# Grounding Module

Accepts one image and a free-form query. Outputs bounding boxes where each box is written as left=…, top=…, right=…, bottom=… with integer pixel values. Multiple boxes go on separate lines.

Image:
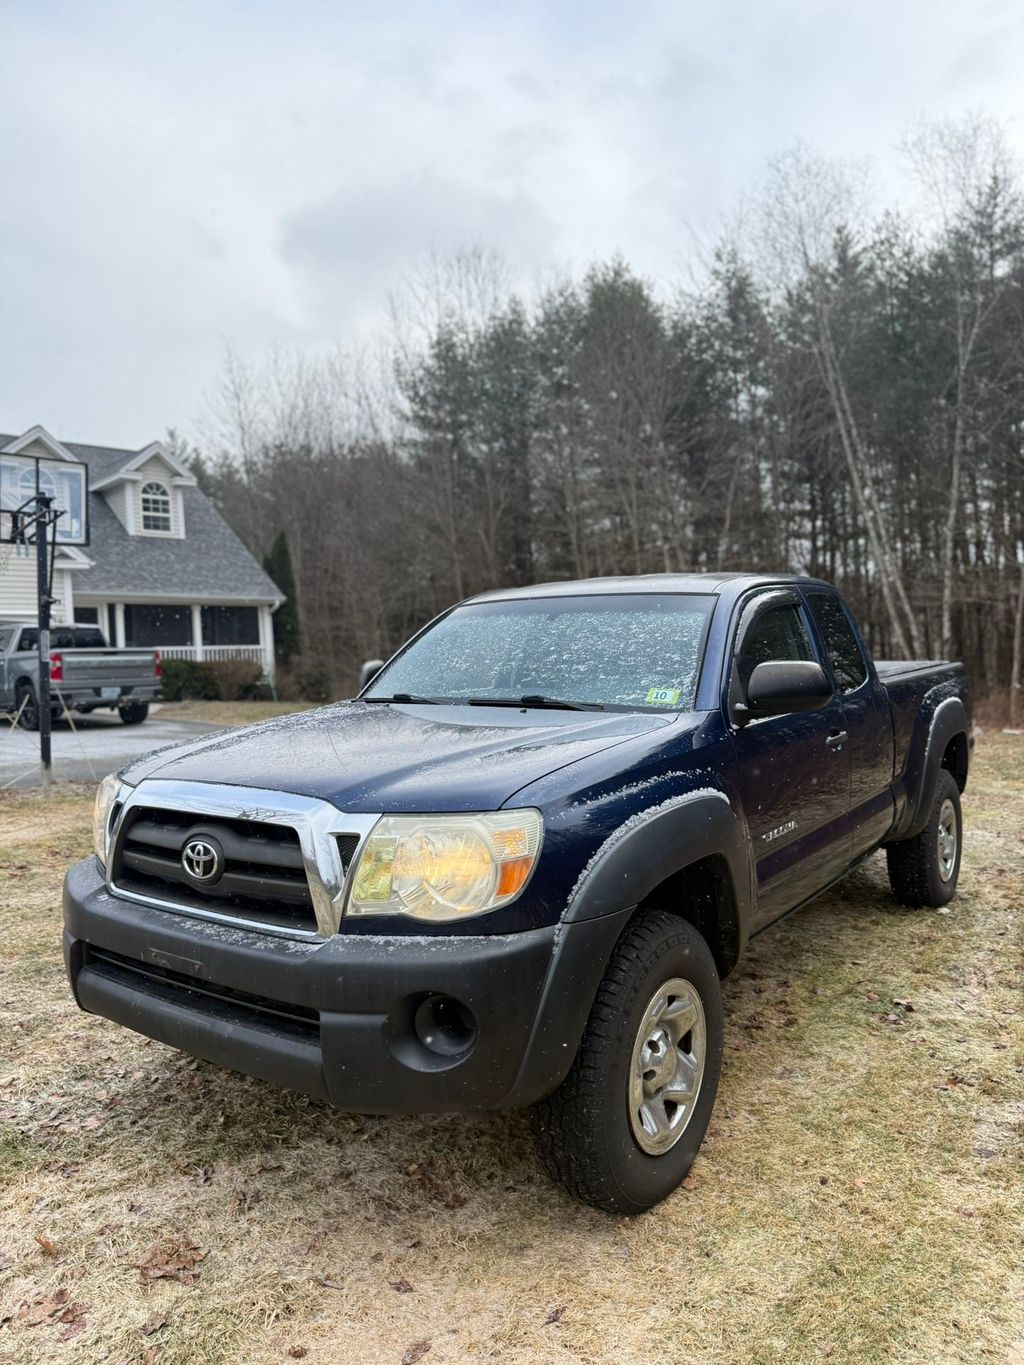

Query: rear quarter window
left=807, top=592, right=868, bottom=693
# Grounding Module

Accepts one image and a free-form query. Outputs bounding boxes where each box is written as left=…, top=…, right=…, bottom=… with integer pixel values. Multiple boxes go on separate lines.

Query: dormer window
left=141, top=481, right=172, bottom=533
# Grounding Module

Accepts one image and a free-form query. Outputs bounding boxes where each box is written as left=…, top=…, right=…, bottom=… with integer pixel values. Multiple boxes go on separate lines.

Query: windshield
left=365, top=593, right=714, bottom=710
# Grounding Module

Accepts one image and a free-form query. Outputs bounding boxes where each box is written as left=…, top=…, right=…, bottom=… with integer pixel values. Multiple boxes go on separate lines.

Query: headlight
left=92, top=773, right=123, bottom=868
left=346, top=810, right=543, bottom=922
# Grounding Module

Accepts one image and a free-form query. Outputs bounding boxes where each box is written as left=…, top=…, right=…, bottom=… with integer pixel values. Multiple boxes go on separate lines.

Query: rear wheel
left=118, top=701, right=149, bottom=725
left=886, top=768, right=962, bottom=907
left=530, top=911, right=723, bottom=1214
left=16, top=682, right=39, bottom=731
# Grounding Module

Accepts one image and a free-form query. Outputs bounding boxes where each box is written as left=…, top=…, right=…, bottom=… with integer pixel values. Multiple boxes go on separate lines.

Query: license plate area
left=100, top=686, right=121, bottom=700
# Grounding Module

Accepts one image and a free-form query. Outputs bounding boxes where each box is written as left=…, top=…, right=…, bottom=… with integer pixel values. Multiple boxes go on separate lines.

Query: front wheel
left=16, top=682, right=39, bottom=731
left=886, top=768, right=962, bottom=907
left=530, top=912, right=723, bottom=1214
left=118, top=702, right=149, bottom=725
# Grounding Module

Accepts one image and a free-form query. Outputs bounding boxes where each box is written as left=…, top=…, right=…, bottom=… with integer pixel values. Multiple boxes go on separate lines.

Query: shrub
left=203, top=659, right=264, bottom=701
left=159, top=657, right=208, bottom=701
left=159, top=657, right=262, bottom=701
left=282, top=655, right=332, bottom=702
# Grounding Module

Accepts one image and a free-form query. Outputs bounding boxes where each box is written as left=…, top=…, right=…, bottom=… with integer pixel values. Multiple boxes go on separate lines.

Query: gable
left=1, top=426, right=79, bottom=463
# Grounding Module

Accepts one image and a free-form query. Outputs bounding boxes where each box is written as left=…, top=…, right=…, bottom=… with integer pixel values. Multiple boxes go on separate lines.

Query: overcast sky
left=3, top=0, right=1024, bottom=449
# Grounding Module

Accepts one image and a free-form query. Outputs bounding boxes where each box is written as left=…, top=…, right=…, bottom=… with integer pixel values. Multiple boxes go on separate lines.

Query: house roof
left=0, top=434, right=282, bottom=604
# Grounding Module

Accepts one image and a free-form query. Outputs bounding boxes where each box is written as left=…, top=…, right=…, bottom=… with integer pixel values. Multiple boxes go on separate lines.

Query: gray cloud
left=280, top=174, right=558, bottom=324
left=1, top=0, right=1022, bottom=445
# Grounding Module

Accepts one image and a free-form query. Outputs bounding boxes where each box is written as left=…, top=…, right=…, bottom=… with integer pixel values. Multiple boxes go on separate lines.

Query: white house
left=0, top=426, right=282, bottom=677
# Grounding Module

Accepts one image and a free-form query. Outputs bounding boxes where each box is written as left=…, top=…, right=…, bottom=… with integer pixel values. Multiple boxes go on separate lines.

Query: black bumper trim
left=63, top=857, right=633, bottom=1113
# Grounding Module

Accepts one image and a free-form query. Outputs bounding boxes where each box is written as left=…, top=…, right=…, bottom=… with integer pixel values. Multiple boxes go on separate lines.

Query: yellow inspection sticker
left=645, top=686, right=681, bottom=706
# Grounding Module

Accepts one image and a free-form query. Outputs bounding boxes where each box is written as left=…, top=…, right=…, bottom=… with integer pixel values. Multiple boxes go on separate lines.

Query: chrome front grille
left=106, top=779, right=378, bottom=940
left=115, top=806, right=319, bottom=933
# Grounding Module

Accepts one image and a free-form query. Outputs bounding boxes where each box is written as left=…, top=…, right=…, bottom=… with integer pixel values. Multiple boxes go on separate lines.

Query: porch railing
left=159, top=645, right=266, bottom=666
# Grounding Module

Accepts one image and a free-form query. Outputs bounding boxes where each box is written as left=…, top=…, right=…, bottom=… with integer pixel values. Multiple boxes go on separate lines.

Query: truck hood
left=122, top=701, right=680, bottom=812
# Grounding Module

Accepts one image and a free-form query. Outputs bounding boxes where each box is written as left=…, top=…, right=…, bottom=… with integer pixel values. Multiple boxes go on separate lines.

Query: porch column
left=191, top=604, right=205, bottom=661
left=113, top=603, right=126, bottom=647
left=258, top=605, right=276, bottom=679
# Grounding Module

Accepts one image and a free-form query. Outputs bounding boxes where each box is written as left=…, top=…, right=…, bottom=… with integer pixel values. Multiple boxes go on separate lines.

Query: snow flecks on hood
left=118, top=700, right=679, bottom=814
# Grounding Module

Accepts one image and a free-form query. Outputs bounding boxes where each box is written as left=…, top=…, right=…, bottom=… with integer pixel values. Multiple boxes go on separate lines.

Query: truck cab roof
left=464, top=572, right=834, bottom=604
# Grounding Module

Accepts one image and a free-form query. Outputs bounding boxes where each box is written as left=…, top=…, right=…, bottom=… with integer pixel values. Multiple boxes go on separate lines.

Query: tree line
left=188, top=118, right=1024, bottom=719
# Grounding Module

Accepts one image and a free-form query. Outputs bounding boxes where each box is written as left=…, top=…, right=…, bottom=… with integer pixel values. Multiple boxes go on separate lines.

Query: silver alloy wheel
left=628, top=977, right=707, bottom=1156
left=937, top=797, right=958, bottom=882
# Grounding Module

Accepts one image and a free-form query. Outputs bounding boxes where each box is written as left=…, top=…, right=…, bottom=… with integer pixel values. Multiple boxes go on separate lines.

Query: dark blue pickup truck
left=64, top=574, right=971, bottom=1211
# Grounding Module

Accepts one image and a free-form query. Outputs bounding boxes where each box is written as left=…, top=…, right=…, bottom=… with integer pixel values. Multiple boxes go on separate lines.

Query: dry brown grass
left=155, top=700, right=320, bottom=726
left=0, top=738, right=1021, bottom=1365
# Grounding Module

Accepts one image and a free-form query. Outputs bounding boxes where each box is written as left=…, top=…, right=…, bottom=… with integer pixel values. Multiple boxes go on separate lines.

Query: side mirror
left=741, top=660, right=831, bottom=722
left=358, top=659, right=385, bottom=692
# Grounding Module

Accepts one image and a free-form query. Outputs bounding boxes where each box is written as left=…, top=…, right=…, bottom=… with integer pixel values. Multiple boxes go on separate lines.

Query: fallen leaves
left=34, top=1233, right=60, bottom=1258
left=404, top=1161, right=465, bottom=1210
left=6, top=1287, right=89, bottom=1339
left=544, top=1306, right=566, bottom=1325
left=137, top=1232, right=206, bottom=1285
left=314, top=1275, right=345, bottom=1290
left=142, top=1312, right=167, bottom=1335
left=12, top=1288, right=71, bottom=1326
left=389, top=1277, right=415, bottom=1293
left=402, top=1341, right=431, bottom=1365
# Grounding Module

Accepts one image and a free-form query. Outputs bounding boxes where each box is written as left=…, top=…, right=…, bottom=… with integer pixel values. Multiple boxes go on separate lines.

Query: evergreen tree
left=263, top=532, right=301, bottom=662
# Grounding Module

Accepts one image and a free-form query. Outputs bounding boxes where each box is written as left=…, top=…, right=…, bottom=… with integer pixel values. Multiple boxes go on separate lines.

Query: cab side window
left=807, top=592, right=867, bottom=693
left=736, top=604, right=813, bottom=693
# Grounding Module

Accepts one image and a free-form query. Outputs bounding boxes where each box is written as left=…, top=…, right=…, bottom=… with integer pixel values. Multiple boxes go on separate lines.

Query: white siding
left=0, top=552, right=70, bottom=623
left=103, top=482, right=132, bottom=531
left=131, top=457, right=184, bottom=538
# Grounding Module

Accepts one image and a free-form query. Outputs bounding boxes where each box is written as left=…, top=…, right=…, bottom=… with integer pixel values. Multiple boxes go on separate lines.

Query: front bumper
left=63, top=857, right=631, bottom=1113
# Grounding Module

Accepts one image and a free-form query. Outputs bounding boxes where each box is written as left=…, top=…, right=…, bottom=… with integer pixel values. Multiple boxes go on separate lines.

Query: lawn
left=0, top=736, right=1021, bottom=1364
left=155, top=700, right=321, bottom=726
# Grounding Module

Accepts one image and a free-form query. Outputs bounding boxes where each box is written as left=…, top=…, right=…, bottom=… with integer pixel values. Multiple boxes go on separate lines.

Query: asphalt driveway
left=0, top=706, right=220, bottom=789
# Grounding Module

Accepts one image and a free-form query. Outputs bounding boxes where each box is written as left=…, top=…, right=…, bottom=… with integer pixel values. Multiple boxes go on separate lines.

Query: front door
left=727, top=591, right=852, bottom=928
left=804, top=588, right=895, bottom=859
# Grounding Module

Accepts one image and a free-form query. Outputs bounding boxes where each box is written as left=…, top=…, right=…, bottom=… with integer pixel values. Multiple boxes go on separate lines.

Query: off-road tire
left=530, top=911, right=723, bottom=1214
left=16, top=682, right=39, bottom=731
left=118, top=702, right=149, bottom=725
left=886, top=768, right=962, bottom=907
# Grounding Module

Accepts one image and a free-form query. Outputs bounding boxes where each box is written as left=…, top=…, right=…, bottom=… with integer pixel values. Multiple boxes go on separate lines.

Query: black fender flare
left=502, top=790, right=754, bottom=1108
left=561, top=788, right=754, bottom=936
left=889, top=696, right=970, bottom=842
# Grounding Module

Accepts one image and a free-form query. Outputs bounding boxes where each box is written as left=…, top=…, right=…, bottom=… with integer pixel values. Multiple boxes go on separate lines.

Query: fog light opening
left=413, top=994, right=477, bottom=1058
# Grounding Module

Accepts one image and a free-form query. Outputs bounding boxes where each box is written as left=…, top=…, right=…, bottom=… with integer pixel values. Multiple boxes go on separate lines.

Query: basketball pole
left=35, top=491, right=55, bottom=784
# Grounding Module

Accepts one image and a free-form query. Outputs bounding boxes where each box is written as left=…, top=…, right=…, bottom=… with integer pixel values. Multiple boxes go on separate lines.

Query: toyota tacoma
left=63, top=574, right=971, bottom=1212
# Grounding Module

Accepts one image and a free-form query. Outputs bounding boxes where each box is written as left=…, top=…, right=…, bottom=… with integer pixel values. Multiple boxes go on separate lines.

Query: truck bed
left=874, top=659, right=963, bottom=682
left=875, top=658, right=968, bottom=787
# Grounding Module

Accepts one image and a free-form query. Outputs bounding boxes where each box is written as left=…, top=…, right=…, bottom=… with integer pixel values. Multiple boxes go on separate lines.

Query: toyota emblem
left=181, top=837, right=222, bottom=883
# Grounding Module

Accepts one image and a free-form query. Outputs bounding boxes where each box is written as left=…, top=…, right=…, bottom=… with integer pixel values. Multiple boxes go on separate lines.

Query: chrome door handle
left=826, top=730, right=848, bottom=750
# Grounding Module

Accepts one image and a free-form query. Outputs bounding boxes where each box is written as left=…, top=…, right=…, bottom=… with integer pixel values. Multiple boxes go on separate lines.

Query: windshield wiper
left=363, top=692, right=442, bottom=704
left=465, top=694, right=605, bottom=712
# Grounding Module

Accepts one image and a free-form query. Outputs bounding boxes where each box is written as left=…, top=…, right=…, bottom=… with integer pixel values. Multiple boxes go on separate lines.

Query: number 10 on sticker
left=645, top=686, right=681, bottom=705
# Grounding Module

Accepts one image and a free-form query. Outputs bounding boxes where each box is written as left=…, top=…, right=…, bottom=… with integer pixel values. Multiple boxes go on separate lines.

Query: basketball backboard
left=0, top=452, right=89, bottom=545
